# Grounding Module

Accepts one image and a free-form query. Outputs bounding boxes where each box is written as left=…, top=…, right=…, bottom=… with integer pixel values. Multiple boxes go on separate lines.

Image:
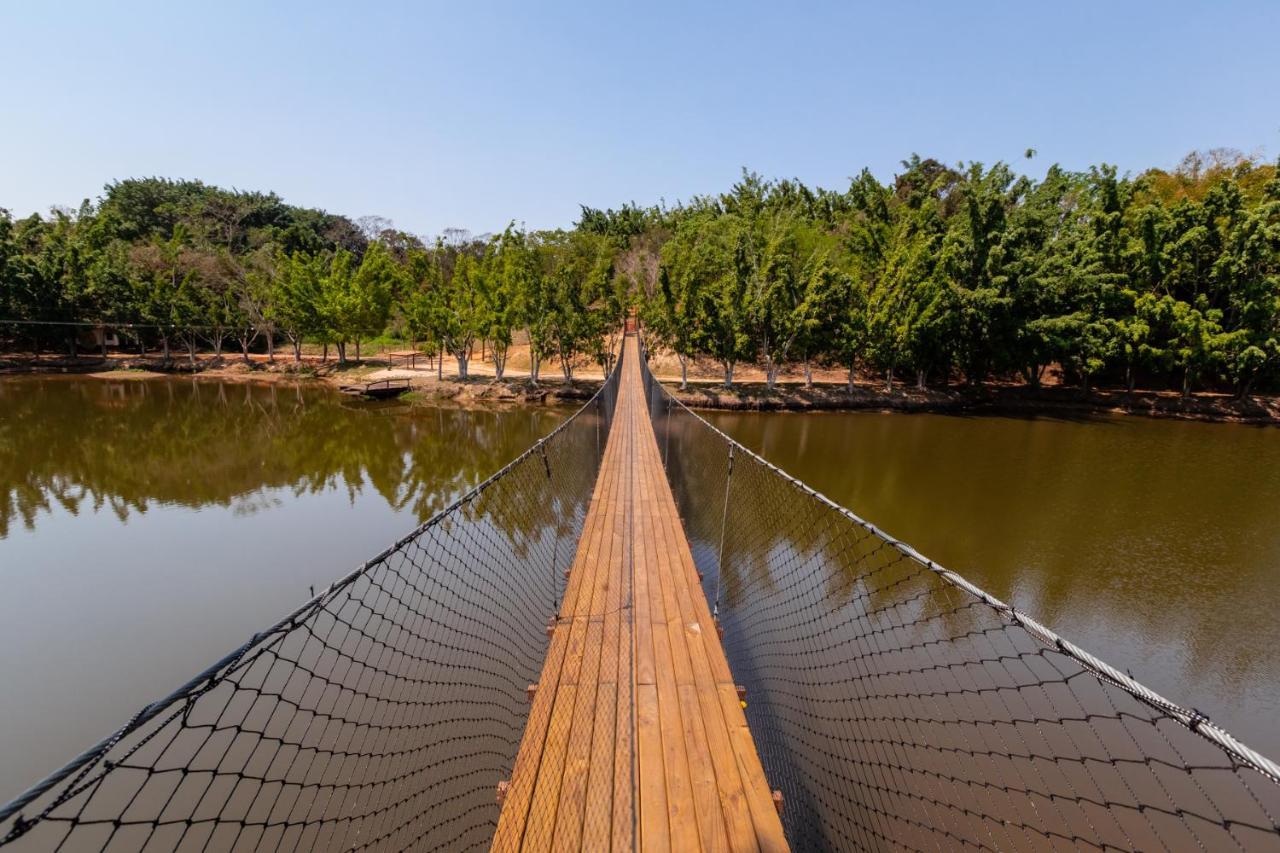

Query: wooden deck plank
left=581, top=681, right=618, bottom=850
left=557, top=396, right=628, bottom=848
left=610, top=421, right=636, bottom=851
left=647, top=459, right=759, bottom=853
left=552, top=619, right=605, bottom=848
left=488, top=614, right=571, bottom=853
left=679, top=683, right=733, bottom=853
left=644, top=432, right=737, bottom=853
left=636, top=683, right=670, bottom=852
left=612, top=614, right=635, bottom=851
left=651, top=624, right=701, bottom=851
left=520, top=683, right=577, bottom=851
left=492, top=335, right=788, bottom=853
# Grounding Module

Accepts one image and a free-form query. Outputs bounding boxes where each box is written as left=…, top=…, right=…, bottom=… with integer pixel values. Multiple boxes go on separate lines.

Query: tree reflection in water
left=0, top=374, right=576, bottom=805
left=0, top=376, right=568, bottom=538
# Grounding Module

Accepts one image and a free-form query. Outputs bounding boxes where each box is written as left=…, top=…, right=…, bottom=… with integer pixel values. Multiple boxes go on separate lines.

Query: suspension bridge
left=2, top=332, right=1278, bottom=851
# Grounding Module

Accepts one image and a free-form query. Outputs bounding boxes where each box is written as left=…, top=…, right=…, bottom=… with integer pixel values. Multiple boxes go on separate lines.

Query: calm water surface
left=0, top=376, right=566, bottom=803
left=704, top=408, right=1280, bottom=760
left=5, top=380, right=1279, bottom=808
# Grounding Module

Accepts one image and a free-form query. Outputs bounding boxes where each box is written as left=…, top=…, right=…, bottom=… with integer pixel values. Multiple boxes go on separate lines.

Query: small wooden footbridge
left=338, top=376, right=412, bottom=399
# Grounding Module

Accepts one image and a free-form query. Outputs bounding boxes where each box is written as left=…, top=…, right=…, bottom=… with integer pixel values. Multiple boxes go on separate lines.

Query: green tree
left=484, top=227, right=534, bottom=380
left=668, top=213, right=750, bottom=387
left=347, top=241, right=399, bottom=361
left=440, top=253, right=484, bottom=378
left=1219, top=166, right=1280, bottom=396
left=1171, top=298, right=1228, bottom=397
left=318, top=249, right=357, bottom=364
left=644, top=262, right=700, bottom=389
left=542, top=230, right=613, bottom=381
left=273, top=251, right=326, bottom=362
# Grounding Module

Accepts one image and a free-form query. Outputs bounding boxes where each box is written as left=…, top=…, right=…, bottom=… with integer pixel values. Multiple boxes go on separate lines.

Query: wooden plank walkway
left=491, top=335, right=789, bottom=852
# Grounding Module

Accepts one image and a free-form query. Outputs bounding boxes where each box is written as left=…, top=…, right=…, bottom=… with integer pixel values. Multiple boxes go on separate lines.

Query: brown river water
left=1, top=377, right=1278, bottom=810
left=702, top=407, right=1280, bottom=764
left=0, top=376, right=567, bottom=804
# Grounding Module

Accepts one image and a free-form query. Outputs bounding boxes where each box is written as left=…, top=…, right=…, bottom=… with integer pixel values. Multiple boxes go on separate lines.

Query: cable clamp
left=1188, top=708, right=1210, bottom=733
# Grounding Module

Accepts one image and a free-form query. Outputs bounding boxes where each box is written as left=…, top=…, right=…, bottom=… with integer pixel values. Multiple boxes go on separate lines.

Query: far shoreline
left=0, top=351, right=604, bottom=411
left=3, top=352, right=1278, bottom=426
left=663, top=379, right=1280, bottom=427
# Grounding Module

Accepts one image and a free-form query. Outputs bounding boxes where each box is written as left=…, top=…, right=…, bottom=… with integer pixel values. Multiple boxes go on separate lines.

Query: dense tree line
left=0, top=178, right=627, bottom=379
left=643, top=150, right=1280, bottom=397
left=4, top=150, right=1279, bottom=396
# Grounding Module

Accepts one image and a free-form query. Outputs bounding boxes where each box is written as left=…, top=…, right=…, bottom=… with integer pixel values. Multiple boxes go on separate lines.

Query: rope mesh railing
left=0, top=352, right=621, bottom=852
left=638, top=340, right=1280, bottom=852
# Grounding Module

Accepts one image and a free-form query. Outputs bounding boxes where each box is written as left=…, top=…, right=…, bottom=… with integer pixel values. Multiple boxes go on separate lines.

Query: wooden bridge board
left=491, top=336, right=788, bottom=852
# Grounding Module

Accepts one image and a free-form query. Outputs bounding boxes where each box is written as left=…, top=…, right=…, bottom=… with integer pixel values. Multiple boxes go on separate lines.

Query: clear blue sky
left=4, top=0, right=1278, bottom=237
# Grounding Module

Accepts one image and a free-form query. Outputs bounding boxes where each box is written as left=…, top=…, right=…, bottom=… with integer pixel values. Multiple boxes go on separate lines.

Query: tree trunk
left=494, top=345, right=508, bottom=380
left=765, top=359, right=778, bottom=390
left=530, top=351, right=540, bottom=384
left=293, top=338, right=302, bottom=363
left=885, top=365, right=894, bottom=392
left=437, top=351, right=443, bottom=380
left=1238, top=374, right=1256, bottom=401
left=916, top=369, right=926, bottom=390
left=336, top=341, right=347, bottom=365
left=803, top=358, right=813, bottom=388
left=1126, top=364, right=1135, bottom=394
left=457, top=353, right=468, bottom=379
left=187, top=340, right=197, bottom=367
left=679, top=355, right=688, bottom=391
left=1182, top=368, right=1191, bottom=399
left=322, top=342, right=328, bottom=363
left=561, top=355, right=573, bottom=381
left=162, top=336, right=170, bottom=363
left=723, top=362, right=734, bottom=388
left=267, top=333, right=274, bottom=363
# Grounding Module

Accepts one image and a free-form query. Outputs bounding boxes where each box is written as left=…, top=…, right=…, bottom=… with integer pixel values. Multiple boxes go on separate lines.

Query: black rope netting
left=638, top=341, right=1280, bottom=852
left=0, top=359, right=621, bottom=852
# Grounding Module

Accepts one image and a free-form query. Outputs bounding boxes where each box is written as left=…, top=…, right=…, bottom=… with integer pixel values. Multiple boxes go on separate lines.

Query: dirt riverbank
left=4, top=348, right=1278, bottom=424
left=665, top=380, right=1280, bottom=425
left=0, top=350, right=602, bottom=409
